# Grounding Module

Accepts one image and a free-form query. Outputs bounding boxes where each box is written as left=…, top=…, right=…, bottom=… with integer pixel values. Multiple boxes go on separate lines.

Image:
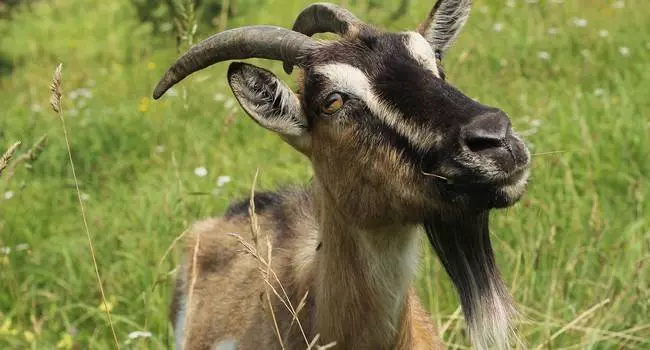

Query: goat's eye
left=323, top=93, right=344, bottom=114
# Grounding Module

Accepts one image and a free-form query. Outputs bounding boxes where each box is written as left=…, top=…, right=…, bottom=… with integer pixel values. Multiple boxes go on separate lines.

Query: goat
left=153, top=1, right=531, bottom=349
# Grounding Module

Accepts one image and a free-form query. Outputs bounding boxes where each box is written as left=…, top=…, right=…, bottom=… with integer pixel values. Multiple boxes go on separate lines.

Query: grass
left=0, top=0, right=648, bottom=348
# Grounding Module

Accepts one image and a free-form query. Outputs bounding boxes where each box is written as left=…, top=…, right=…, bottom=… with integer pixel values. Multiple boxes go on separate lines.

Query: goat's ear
left=418, top=0, right=472, bottom=59
left=227, top=62, right=311, bottom=155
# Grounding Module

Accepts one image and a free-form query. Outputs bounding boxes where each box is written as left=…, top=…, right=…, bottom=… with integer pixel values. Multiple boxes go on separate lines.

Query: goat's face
left=304, top=31, right=528, bottom=219
left=227, top=29, right=529, bottom=224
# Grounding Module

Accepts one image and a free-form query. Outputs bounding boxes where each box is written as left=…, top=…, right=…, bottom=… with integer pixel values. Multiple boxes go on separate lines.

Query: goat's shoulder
left=177, top=187, right=318, bottom=349
left=183, top=186, right=316, bottom=280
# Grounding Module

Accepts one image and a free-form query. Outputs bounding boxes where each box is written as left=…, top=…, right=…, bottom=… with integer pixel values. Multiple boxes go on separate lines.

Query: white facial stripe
left=405, top=32, right=440, bottom=77
left=314, top=63, right=439, bottom=151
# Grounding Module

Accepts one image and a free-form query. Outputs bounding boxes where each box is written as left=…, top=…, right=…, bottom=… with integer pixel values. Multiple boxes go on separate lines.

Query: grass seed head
left=49, top=63, right=63, bottom=113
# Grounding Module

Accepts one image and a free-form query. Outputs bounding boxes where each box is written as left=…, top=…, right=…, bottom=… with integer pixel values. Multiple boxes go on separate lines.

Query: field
left=0, top=0, right=648, bottom=348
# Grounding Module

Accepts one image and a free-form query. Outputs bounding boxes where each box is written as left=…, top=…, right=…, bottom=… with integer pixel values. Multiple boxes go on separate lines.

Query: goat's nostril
left=462, top=111, right=511, bottom=153
left=465, top=137, right=503, bottom=153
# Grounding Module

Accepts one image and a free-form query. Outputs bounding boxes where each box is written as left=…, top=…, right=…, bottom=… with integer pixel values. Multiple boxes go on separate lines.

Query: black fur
left=424, top=210, right=514, bottom=342
left=224, top=191, right=283, bottom=218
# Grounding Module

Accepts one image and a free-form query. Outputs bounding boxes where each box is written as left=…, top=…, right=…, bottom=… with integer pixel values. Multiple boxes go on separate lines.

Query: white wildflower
left=618, top=46, right=630, bottom=57
left=80, top=193, right=90, bottom=202
left=214, top=93, right=226, bottom=102
left=216, top=176, right=231, bottom=187
left=594, top=88, right=605, bottom=96
left=571, top=18, right=588, bottom=27
left=224, top=99, right=236, bottom=111
left=1, top=247, right=10, bottom=255
left=15, top=244, right=29, bottom=251
left=492, top=23, right=503, bottom=32
left=194, top=167, right=208, bottom=177
left=599, top=30, right=609, bottom=38
left=3, top=191, right=14, bottom=200
left=612, top=1, right=625, bottom=9
left=30, top=104, right=43, bottom=113
left=166, top=88, right=178, bottom=97
left=537, top=51, right=551, bottom=61
left=127, top=331, right=152, bottom=339
left=506, top=0, right=515, bottom=8
left=68, top=88, right=93, bottom=100
left=547, top=27, right=559, bottom=36
left=155, top=145, right=165, bottom=153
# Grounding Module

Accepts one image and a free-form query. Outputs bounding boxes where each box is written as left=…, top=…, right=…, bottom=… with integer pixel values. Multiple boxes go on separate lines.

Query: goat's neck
left=310, top=179, right=421, bottom=348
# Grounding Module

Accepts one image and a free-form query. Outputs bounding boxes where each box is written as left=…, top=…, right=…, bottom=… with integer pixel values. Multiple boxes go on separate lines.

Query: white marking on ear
left=421, top=0, right=472, bottom=56
left=405, top=32, right=440, bottom=77
left=315, top=63, right=441, bottom=150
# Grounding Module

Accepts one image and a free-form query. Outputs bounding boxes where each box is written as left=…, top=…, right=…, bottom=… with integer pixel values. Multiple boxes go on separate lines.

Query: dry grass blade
left=534, top=298, right=610, bottom=350
left=306, top=334, right=337, bottom=350
left=3, top=134, right=47, bottom=182
left=151, top=229, right=187, bottom=292
left=306, top=334, right=321, bottom=350
left=518, top=304, right=650, bottom=345
left=316, top=341, right=338, bottom=349
left=244, top=173, right=286, bottom=349
left=531, top=150, right=566, bottom=157
left=183, top=229, right=201, bottom=349
left=218, top=0, right=231, bottom=32
left=223, top=169, right=312, bottom=348
left=248, top=168, right=260, bottom=249
left=49, top=63, right=120, bottom=348
left=439, top=306, right=462, bottom=337
left=0, top=141, right=21, bottom=177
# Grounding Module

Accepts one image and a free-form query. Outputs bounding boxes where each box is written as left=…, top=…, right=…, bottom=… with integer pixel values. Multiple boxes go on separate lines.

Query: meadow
left=0, top=0, right=648, bottom=348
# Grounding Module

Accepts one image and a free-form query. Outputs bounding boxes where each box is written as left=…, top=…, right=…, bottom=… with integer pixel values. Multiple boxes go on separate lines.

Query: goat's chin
left=423, top=211, right=518, bottom=350
left=437, top=170, right=529, bottom=210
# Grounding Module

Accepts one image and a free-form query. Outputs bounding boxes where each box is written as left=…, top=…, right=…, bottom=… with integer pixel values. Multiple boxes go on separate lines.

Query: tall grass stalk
left=49, top=63, right=120, bottom=348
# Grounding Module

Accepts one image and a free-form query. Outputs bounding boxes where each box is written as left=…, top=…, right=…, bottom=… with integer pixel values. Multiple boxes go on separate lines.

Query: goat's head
left=154, top=1, right=530, bottom=348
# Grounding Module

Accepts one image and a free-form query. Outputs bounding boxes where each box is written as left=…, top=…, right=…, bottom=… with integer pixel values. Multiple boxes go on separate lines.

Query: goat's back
left=170, top=189, right=318, bottom=350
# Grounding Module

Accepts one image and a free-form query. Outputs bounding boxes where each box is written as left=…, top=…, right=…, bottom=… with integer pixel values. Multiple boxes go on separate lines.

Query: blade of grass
left=50, top=63, right=120, bottom=348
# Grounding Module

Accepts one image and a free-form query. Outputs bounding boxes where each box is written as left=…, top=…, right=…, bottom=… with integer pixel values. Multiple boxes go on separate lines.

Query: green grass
left=0, top=0, right=648, bottom=348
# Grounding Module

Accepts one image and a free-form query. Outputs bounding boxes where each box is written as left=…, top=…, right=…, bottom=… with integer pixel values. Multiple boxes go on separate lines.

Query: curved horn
left=291, top=2, right=364, bottom=38
left=153, top=25, right=319, bottom=99
left=283, top=3, right=364, bottom=74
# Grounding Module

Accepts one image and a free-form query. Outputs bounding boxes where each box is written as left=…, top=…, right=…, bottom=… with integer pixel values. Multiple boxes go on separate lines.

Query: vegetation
left=0, top=0, right=648, bottom=348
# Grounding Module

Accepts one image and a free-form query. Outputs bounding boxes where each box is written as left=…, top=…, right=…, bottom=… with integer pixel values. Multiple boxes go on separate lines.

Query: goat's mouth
left=463, top=167, right=530, bottom=208
left=427, top=166, right=530, bottom=209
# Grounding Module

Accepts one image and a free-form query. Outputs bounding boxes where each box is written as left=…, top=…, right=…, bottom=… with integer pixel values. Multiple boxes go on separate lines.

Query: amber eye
left=323, top=93, right=344, bottom=115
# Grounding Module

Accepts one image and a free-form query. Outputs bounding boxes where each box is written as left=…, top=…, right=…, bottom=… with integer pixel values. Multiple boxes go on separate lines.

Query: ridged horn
left=291, top=2, right=364, bottom=38
left=283, top=3, right=365, bottom=73
left=153, top=25, right=319, bottom=99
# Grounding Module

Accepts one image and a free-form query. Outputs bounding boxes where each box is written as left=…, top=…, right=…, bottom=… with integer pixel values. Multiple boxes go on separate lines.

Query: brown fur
left=172, top=186, right=444, bottom=349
